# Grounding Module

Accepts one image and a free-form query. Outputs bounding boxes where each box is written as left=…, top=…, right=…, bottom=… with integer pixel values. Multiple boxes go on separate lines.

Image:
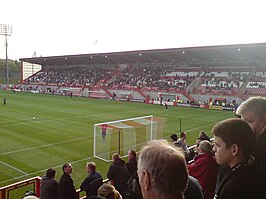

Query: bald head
left=198, top=140, right=212, bottom=153
left=138, top=140, right=188, bottom=199
left=236, top=96, right=266, bottom=136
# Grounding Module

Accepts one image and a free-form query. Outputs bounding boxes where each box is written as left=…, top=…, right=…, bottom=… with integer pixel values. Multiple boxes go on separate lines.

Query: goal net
left=93, top=115, right=166, bottom=162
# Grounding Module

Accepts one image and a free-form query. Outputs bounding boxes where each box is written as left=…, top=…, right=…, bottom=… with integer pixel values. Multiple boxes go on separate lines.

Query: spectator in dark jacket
left=58, top=162, right=77, bottom=199
left=170, top=133, right=178, bottom=146
left=195, top=131, right=211, bottom=149
left=80, top=162, right=103, bottom=198
left=40, top=168, right=59, bottom=199
left=184, top=176, right=204, bottom=199
left=107, top=153, right=130, bottom=198
left=126, top=149, right=138, bottom=176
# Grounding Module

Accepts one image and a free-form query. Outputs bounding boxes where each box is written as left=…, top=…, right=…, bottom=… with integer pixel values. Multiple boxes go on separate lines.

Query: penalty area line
left=0, top=156, right=92, bottom=186
left=0, top=160, right=28, bottom=175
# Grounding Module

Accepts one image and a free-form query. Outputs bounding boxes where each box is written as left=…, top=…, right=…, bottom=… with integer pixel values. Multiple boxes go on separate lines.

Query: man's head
left=180, top=132, right=186, bottom=139
left=25, top=191, right=36, bottom=197
left=236, top=96, right=266, bottom=136
left=46, top=168, right=56, bottom=179
left=138, top=140, right=188, bottom=199
left=199, top=131, right=206, bottom=136
left=62, top=162, right=73, bottom=175
left=86, top=162, right=96, bottom=173
left=112, top=153, right=120, bottom=162
left=170, top=133, right=178, bottom=142
left=197, top=140, right=212, bottom=154
left=128, top=149, right=136, bottom=160
left=98, top=184, right=122, bottom=199
left=212, top=118, right=256, bottom=168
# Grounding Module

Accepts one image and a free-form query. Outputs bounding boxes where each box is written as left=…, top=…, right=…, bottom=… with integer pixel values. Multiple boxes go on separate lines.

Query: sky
left=0, top=0, right=265, bottom=60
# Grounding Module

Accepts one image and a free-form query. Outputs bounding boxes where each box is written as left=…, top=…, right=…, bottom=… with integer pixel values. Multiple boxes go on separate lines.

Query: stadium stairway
left=135, top=87, right=147, bottom=99
left=101, top=86, right=113, bottom=98
left=236, top=68, right=255, bottom=99
left=186, top=77, right=201, bottom=103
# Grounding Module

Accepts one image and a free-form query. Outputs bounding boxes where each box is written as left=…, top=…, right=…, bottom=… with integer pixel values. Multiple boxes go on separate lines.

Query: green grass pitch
left=0, top=90, right=234, bottom=188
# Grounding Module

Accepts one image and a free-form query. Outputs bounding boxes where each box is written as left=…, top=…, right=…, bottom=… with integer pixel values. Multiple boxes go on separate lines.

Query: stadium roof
left=19, top=42, right=266, bottom=68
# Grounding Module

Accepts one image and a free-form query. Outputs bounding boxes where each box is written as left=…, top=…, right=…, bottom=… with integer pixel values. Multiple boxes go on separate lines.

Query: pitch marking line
left=0, top=136, right=91, bottom=156
left=0, top=157, right=90, bottom=185
left=0, top=160, right=28, bottom=175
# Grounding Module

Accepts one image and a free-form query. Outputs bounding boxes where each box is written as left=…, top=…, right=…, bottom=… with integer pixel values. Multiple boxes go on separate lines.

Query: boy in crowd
left=212, top=118, right=266, bottom=199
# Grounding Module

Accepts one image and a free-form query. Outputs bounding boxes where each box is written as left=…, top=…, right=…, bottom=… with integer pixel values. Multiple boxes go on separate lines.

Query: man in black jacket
left=184, top=176, right=204, bottom=199
left=125, top=149, right=143, bottom=199
left=58, top=162, right=77, bottom=199
left=80, top=162, right=103, bottom=198
left=126, top=149, right=138, bottom=176
left=107, top=153, right=130, bottom=198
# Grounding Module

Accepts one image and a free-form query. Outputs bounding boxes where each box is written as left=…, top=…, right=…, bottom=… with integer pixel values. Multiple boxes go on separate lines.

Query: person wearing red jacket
left=188, top=140, right=219, bottom=199
left=101, top=124, right=107, bottom=140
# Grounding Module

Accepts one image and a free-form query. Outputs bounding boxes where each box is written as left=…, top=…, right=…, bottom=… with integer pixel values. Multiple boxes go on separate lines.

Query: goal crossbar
left=94, top=115, right=153, bottom=126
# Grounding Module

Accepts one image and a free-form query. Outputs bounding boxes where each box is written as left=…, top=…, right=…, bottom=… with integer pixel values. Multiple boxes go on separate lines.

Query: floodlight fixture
left=0, top=24, right=12, bottom=84
left=0, top=24, right=12, bottom=36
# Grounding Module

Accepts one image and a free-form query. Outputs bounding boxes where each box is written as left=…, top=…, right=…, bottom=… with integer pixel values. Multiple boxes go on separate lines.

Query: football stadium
left=0, top=42, right=266, bottom=198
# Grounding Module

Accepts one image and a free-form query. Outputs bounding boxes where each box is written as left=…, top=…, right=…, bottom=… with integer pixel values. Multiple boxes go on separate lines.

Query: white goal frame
left=93, top=115, right=165, bottom=162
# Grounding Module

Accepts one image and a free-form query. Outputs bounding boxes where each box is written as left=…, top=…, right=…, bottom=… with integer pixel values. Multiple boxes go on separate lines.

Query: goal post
left=93, top=115, right=166, bottom=162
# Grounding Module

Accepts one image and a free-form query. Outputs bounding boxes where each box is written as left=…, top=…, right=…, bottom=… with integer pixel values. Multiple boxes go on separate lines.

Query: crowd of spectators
left=196, top=69, right=248, bottom=96
left=26, top=64, right=113, bottom=87
left=247, top=82, right=266, bottom=88
left=22, top=63, right=266, bottom=99
left=108, top=64, right=166, bottom=90
left=239, top=68, right=266, bottom=96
